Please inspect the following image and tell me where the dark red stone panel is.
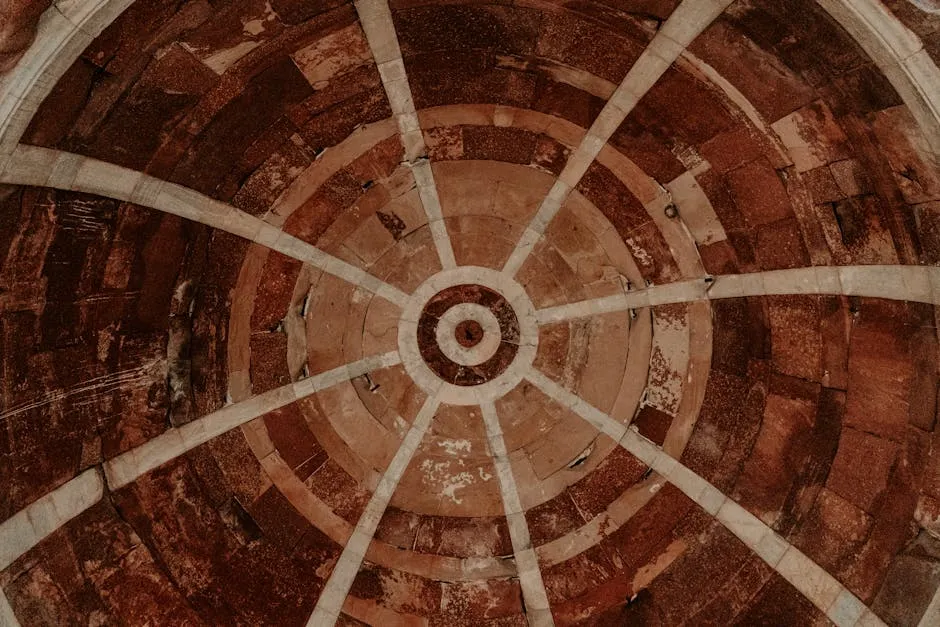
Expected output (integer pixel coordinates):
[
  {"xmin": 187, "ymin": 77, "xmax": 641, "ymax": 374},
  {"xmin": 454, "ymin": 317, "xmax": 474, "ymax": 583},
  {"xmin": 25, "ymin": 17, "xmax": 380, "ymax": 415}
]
[
  {"xmin": 576, "ymin": 162, "xmax": 649, "ymax": 237},
  {"xmin": 620, "ymin": 65, "xmax": 736, "ymax": 152},
  {"xmin": 232, "ymin": 135, "xmax": 316, "ymax": 216},
  {"xmin": 171, "ymin": 57, "xmax": 314, "ymax": 195},
  {"xmin": 734, "ymin": 572, "xmax": 830, "ymax": 625},
  {"xmin": 871, "ymin": 531, "xmax": 940, "ymax": 626},
  {"xmin": 535, "ymin": 10, "xmax": 645, "ymax": 84},
  {"xmin": 542, "ymin": 543, "xmax": 622, "ymax": 607},
  {"xmin": 530, "ymin": 75, "xmax": 607, "ymax": 131},
  {"xmin": 688, "ymin": 17, "xmax": 814, "ymax": 122},
  {"xmin": 731, "ymin": 376, "xmax": 844, "ymax": 535},
  {"xmin": 611, "ymin": 514, "xmax": 755, "ymax": 624},
  {"xmin": 290, "ymin": 64, "xmax": 392, "ymax": 153},
  {"xmin": 23, "ymin": 0, "xmax": 219, "ymax": 154},
  {"xmin": 681, "ymin": 363, "xmax": 770, "ymax": 493},
  {"xmin": 632, "ymin": 405, "xmax": 673, "ymax": 446},
  {"xmin": 463, "ymin": 125, "xmax": 539, "ymax": 165},
  {"xmin": 113, "ymin": 455, "xmax": 341, "ymax": 624},
  {"xmin": 566, "ymin": 446, "xmax": 648, "ymax": 520},
  {"xmin": 608, "ymin": 118, "xmax": 687, "ymax": 184},
  {"xmin": 282, "ymin": 136, "xmax": 402, "ymax": 245},
  {"xmin": 843, "ymin": 298, "xmax": 934, "ymax": 444},
  {"xmin": 393, "ymin": 5, "xmax": 540, "ymax": 57},
  {"xmin": 437, "ymin": 578, "xmax": 526, "ymax": 625},
  {"xmin": 721, "ymin": 0, "xmax": 869, "ymax": 89},
  {"xmin": 305, "ymin": 458, "xmax": 372, "ymax": 523},
  {"xmin": 406, "ymin": 50, "xmax": 538, "ymax": 109},
  {"xmin": 265, "ymin": 400, "xmax": 329, "ymax": 474},
  {"xmin": 251, "ymin": 252, "xmax": 303, "ymax": 333},
  {"xmin": 605, "ymin": 483, "xmax": 696, "ymax": 569},
  {"xmin": 0, "ymin": 188, "xmax": 197, "ymax": 516},
  {"xmin": 710, "ymin": 297, "xmax": 770, "ymax": 377},
  {"xmin": 273, "ymin": 0, "xmax": 352, "ymax": 25},
  {"xmin": 1, "ymin": 500, "xmax": 203, "ymax": 626},
  {"xmin": 525, "ymin": 491, "xmax": 587, "ymax": 547},
  {"xmin": 575, "ymin": 162, "xmax": 679, "ymax": 283},
  {"xmin": 191, "ymin": 230, "xmax": 252, "ymax": 415},
  {"xmin": 250, "ymin": 331, "xmax": 292, "ymax": 393},
  {"xmin": 350, "ymin": 562, "xmax": 442, "ymax": 617}
]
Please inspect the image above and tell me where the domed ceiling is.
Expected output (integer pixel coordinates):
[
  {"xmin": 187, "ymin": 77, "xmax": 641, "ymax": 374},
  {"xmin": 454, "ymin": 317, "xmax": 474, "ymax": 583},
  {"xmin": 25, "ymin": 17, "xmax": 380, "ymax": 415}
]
[{"xmin": 1, "ymin": 0, "xmax": 940, "ymax": 625}]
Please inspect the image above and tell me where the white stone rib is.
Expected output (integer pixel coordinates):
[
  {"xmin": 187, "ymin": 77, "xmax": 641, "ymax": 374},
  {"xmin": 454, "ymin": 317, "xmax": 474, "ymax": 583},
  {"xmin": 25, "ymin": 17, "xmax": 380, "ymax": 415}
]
[
  {"xmin": 0, "ymin": 0, "xmax": 134, "ymax": 153},
  {"xmin": 919, "ymin": 586, "xmax": 940, "ymax": 627},
  {"xmin": 0, "ymin": 468, "xmax": 104, "ymax": 572},
  {"xmin": 816, "ymin": 0, "xmax": 940, "ymax": 160},
  {"xmin": 103, "ymin": 351, "xmax": 401, "ymax": 491},
  {"xmin": 501, "ymin": 0, "xmax": 736, "ymax": 277},
  {"xmin": 307, "ymin": 390, "xmax": 442, "ymax": 625},
  {"xmin": 524, "ymin": 367, "xmax": 887, "ymax": 627},
  {"xmin": 353, "ymin": 0, "xmax": 456, "ymax": 270},
  {"xmin": 535, "ymin": 265, "xmax": 940, "ymax": 325},
  {"xmin": 0, "ymin": 145, "xmax": 409, "ymax": 308},
  {"xmin": 480, "ymin": 402, "xmax": 554, "ymax": 626}
]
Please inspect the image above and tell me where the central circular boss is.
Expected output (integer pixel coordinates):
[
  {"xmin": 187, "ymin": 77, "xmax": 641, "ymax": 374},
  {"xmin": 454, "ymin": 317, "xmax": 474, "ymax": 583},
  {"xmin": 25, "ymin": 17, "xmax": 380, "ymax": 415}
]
[
  {"xmin": 398, "ymin": 266, "xmax": 538, "ymax": 406},
  {"xmin": 418, "ymin": 285, "xmax": 519, "ymax": 385}
]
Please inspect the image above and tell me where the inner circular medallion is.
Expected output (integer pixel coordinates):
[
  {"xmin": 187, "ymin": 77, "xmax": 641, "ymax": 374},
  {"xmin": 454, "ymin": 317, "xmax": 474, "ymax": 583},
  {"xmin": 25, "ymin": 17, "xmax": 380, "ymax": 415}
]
[
  {"xmin": 455, "ymin": 320, "xmax": 484, "ymax": 347},
  {"xmin": 418, "ymin": 285, "xmax": 519, "ymax": 386},
  {"xmin": 398, "ymin": 266, "xmax": 539, "ymax": 406}
]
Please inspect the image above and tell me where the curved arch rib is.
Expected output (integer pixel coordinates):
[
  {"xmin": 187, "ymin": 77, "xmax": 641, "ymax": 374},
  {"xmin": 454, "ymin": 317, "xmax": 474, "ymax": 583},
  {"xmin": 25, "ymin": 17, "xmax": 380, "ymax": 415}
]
[
  {"xmin": 0, "ymin": 145, "xmax": 410, "ymax": 308},
  {"xmin": 0, "ymin": 0, "xmax": 134, "ymax": 153},
  {"xmin": 535, "ymin": 266, "xmax": 940, "ymax": 325},
  {"xmin": 816, "ymin": 0, "xmax": 940, "ymax": 160},
  {"xmin": 524, "ymin": 367, "xmax": 887, "ymax": 627},
  {"xmin": 501, "ymin": 0, "xmax": 737, "ymax": 277}
]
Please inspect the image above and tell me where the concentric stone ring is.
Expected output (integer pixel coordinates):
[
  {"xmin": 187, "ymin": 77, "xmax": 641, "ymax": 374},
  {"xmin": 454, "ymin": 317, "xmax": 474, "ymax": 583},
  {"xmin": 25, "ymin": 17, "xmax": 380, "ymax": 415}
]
[
  {"xmin": 419, "ymin": 285, "xmax": 518, "ymax": 384},
  {"xmin": 399, "ymin": 266, "xmax": 538, "ymax": 405}
]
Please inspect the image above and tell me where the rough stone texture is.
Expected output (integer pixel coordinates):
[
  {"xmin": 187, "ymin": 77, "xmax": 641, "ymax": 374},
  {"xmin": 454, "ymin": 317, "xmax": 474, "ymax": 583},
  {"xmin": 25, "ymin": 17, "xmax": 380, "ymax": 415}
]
[{"xmin": 2, "ymin": 0, "xmax": 940, "ymax": 624}]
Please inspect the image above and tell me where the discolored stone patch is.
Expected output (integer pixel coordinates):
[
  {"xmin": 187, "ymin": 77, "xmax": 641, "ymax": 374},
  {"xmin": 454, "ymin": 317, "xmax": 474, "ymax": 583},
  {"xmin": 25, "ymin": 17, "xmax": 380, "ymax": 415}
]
[{"xmin": 417, "ymin": 284, "xmax": 520, "ymax": 386}]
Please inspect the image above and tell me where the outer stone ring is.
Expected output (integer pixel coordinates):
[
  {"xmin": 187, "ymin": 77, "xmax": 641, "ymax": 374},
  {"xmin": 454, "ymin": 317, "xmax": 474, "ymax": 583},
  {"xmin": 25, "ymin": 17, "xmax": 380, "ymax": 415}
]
[{"xmin": 398, "ymin": 266, "xmax": 538, "ymax": 406}]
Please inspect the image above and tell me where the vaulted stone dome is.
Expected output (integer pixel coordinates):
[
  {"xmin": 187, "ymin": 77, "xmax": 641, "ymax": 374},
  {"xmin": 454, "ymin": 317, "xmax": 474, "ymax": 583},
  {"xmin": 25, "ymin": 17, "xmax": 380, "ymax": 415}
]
[{"xmin": 1, "ymin": 0, "xmax": 940, "ymax": 625}]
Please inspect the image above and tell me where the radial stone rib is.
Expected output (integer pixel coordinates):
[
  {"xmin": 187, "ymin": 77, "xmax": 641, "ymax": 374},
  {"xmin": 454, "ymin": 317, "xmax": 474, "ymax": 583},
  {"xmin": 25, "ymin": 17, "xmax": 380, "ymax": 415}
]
[
  {"xmin": 523, "ymin": 366, "xmax": 887, "ymax": 627},
  {"xmin": 0, "ymin": 145, "xmax": 410, "ymax": 308},
  {"xmin": 534, "ymin": 266, "xmax": 940, "ymax": 324},
  {"xmin": 481, "ymin": 402, "xmax": 554, "ymax": 626},
  {"xmin": 353, "ymin": 0, "xmax": 457, "ymax": 270},
  {"xmin": 0, "ymin": 469, "xmax": 104, "ymax": 572},
  {"xmin": 307, "ymin": 390, "xmax": 443, "ymax": 625},
  {"xmin": 501, "ymin": 0, "xmax": 736, "ymax": 277}
]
